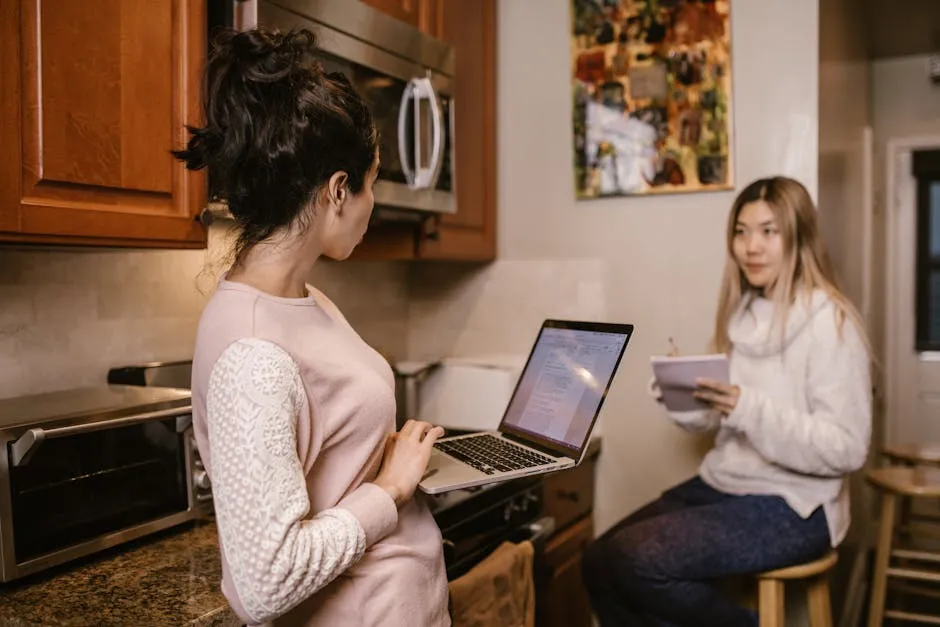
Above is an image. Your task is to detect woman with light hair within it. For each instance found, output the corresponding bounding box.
[582,176,872,626]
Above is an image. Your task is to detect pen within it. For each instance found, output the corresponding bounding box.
[668,337,680,357]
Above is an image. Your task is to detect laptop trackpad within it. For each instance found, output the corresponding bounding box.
[419,449,486,492]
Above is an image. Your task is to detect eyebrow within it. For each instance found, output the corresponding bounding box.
[736,219,776,227]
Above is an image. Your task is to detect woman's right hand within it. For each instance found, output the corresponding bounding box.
[374,420,445,508]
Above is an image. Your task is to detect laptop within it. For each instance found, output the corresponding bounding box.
[418,319,633,494]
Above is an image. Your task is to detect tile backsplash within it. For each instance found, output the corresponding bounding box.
[0,236,605,400]
[0,231,409,399]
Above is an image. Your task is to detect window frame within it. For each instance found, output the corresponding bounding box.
[912,149,940,352]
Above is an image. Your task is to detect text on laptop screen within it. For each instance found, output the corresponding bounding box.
[501,327,628,451]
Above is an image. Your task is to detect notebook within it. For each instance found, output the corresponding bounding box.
[418,319,633,494]
[649,354,730,412]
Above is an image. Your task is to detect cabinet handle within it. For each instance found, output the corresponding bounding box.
[556,489,581,503]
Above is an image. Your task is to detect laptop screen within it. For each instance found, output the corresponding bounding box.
[499,321,631,456]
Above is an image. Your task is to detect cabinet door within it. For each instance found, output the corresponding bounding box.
[536,516,595,627]
[359,0,421,28]
[0,0,207,248]
[418,0,496,261]
[419,0,444,39]
[358,0,444,39]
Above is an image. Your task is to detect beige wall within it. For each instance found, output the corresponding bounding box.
[817,0,875,557]
[410,0,821,534]
[0,232,410,399]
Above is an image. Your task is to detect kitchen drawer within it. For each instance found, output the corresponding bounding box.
[543,442,600,531]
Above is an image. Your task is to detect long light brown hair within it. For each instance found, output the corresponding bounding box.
[712,176,868,354]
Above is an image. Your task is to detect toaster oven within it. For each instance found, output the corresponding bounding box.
[0,386,211,582]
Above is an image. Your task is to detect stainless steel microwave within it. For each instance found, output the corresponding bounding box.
[0,386,211,582]
[215,0,457,217]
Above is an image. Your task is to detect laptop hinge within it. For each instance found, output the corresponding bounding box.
[501,431,572,459]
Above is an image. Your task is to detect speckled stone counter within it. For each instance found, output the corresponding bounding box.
[0,521,239,627]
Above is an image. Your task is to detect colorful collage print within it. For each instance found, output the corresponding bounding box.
[571,0,733,199]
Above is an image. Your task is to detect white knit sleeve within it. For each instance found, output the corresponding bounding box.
[649,376,721,433]
[725,313,872,477]
[666,408,722,433]
[206,338,367,624]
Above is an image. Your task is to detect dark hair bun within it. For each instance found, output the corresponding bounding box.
[174,28,377,255]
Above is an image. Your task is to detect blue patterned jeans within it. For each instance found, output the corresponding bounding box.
[581,476,831,627]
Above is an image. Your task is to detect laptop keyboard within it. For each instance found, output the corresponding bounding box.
[434,434,556,475]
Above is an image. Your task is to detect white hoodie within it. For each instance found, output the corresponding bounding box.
[666,289,871,546]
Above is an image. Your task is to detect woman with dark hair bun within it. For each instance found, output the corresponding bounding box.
[176,29,449,627]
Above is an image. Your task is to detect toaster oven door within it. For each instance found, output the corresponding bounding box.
[1,411,196,579]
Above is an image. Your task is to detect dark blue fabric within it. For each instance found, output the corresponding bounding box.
[581,476,831,627]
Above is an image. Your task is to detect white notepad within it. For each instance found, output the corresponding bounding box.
[650,354,730,412]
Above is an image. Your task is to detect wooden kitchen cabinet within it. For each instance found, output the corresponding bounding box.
[536,516,595,627]
[353,0,497,262]
[359,0,443,38]
[419,0,496,261]
[0,0,208,249]
[535,440,601,627]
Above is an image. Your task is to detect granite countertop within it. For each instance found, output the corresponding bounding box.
[0,521,238,627]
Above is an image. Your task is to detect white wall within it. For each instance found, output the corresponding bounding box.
[410,0,821,534]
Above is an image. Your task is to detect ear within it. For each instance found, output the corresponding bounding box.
[327,171,350,211]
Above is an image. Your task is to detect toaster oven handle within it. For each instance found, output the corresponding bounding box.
[10,406,193,467]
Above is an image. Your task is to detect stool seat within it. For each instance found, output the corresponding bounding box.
[882,443,940,466]
[758,551,838,580]
[867,466,940,497]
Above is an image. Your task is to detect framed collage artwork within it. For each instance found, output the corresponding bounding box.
[571,0,734,199]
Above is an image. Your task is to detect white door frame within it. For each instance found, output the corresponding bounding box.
[884,134,940,444]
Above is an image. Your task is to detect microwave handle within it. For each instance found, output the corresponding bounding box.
[10,405,193,467]
[397,80,416,187]
[397,76,445,190]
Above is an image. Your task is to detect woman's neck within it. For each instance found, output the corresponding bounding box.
[227,236,322,299]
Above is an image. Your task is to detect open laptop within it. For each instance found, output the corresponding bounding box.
[418,319,633,494]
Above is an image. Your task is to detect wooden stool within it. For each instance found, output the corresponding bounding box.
[882,443,940,467]
[866,466,940,626]
[756,551,837,627]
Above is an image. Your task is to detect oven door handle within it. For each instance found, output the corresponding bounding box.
[10,406,193,467]
[522,516,556,552]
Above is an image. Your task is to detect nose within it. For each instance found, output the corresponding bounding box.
[745,232,763,255]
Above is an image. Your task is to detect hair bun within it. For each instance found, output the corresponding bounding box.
[214,29,324,84]
[175,25,377,261]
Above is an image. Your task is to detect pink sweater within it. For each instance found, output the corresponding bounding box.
[191,277,449,626]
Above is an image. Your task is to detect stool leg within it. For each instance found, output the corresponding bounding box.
[758,578,784,627]
[868,492,898,627]
[806,575,832,627]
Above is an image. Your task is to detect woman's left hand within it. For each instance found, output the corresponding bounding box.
[694,378,741,415]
